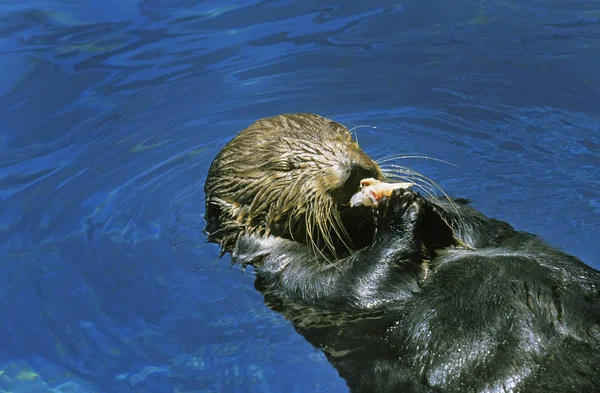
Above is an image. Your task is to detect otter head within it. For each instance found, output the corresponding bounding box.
[204,113,382,260]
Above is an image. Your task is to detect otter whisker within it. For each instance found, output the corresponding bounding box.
[380,165,463,223]
[315,202,331,251]
[306,202,334,263]
[287,208,298,243]
[379,165,441,193]
[348,124,377,134]
[347,124,377,146]
[379,165,439,197]
[318,197,347,259]
[327,203,352,254]
[381,171,438,200]
[320,255,348,271]
[379,164,437,185]
[304,202,315,248]
[382,170,442,202]
[378,164,459,213]
[305,203,319,255]
[376,154,457,167]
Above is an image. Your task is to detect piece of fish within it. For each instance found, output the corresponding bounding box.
[350,178,414,207]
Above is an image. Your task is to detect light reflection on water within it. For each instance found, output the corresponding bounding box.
[1,0,599,392]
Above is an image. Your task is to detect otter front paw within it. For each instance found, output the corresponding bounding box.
[349,178,414,208]
[376,188,426,229]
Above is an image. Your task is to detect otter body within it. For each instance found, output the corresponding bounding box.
[205,114,600,393]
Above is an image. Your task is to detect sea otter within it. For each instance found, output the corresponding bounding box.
[204,113,600,393]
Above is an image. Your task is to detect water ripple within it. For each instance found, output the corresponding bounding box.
[1,0,599,392]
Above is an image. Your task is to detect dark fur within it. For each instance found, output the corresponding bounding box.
[205,115,600,393]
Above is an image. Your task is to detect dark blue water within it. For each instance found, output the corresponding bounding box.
[1,0,599,392]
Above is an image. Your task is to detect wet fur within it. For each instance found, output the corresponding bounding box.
[205,114,600,393]
[205,113,381,259]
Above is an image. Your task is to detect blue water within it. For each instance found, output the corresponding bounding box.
[1,0,599,392]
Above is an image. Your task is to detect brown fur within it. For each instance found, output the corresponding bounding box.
[204,113,382,259]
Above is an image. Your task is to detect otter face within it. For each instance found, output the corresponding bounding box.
[204,113,382,259]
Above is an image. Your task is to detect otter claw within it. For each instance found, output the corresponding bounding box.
[349,178,415,207]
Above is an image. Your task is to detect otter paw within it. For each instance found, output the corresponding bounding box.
[376,188,424,226]
[349,178,414,207]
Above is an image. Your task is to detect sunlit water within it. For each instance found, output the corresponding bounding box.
[1,0,599,392]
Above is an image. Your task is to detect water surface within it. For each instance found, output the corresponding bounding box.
[1,0,599,392]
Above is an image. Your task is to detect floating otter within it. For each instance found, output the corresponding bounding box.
[204,113,600,393]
